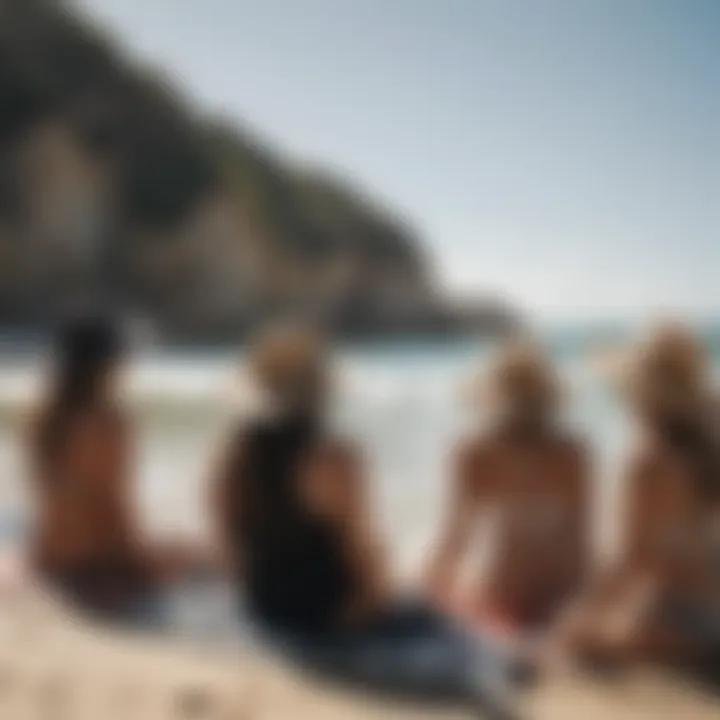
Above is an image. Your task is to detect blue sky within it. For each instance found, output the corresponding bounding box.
[76,0,720,320]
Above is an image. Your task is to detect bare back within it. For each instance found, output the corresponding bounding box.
[432,430,589,625]
[31,403,139,573]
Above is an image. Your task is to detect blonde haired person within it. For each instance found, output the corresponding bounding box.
[427,340,591,637]
[567,322,720,665]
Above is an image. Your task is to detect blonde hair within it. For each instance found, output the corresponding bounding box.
[482,339,561,432]
[623,321,711,425]
[247,322,330,415]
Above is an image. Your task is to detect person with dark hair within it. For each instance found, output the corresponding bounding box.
[28,313,194,619]
[210,323,526,713]
[565,323,720,665]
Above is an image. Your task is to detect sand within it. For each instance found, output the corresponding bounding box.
[0,582,718,719]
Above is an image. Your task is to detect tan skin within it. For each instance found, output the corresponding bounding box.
[428,429,590,632]
[31,396,146,580]
[30,372,202,604]
[211,432,389,627]
[566,431,720,663]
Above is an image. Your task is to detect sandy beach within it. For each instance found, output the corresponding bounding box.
[0,578,718,720]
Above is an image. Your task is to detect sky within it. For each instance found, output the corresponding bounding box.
[75,0,720,321]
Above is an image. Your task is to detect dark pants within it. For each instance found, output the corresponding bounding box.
[257,599,520,707]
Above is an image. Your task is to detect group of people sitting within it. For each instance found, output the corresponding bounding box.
[23,314,720,705]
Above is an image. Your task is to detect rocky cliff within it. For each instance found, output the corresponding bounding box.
[0,0,518,342]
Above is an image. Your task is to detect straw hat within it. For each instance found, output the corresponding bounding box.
[621,321,711,422]
[241,322,330,417]
[476,339,562,426]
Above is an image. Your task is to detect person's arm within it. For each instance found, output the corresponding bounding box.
[339,446,390,617]
[97,410,164,576]
[619,450,662,583]
[111,413,143,546]
[566,440,593,592]
[301,442,390,620]
[208,434,244,577]
[551,449,660,656]
[425,441,484,598]
[595,453,663,617]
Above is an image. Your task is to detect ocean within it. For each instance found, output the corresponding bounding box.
[1,326,718,574]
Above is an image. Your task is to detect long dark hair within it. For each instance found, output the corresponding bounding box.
[34,313,125,466]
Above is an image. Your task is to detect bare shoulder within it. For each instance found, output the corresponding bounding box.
[304,438,367,517]
[452,434,498,498]
[31,402,128,457]
[75,403,128,443]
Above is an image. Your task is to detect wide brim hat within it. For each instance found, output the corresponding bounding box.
[619,321,712,421]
